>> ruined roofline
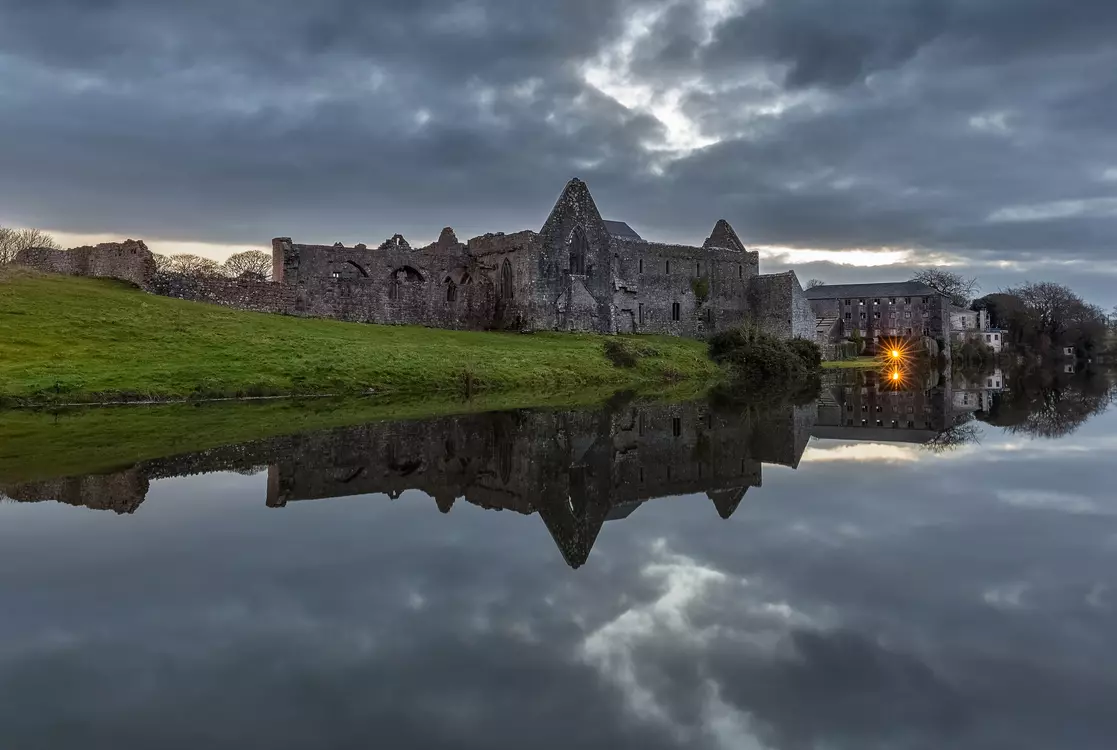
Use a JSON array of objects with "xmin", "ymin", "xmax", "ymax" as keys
[
  {"xmin": 271, "ymin": 227, "xmax": 539, "ymax": 254},
  {"xmin": 612, "ymin": 235, "xmax": 759, "ymax": 260}
]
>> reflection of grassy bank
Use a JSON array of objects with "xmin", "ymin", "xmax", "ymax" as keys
[
  {"xmin": 822, "ymin": 357, "xmax": 878, "ymax": 369},
  {"xmin": 0, "ymin": 382, "xmax": 713, "ymax": 484},
  {"xmin": 0, "ymin": 270, "xmax": 719, "ymax": 406}
]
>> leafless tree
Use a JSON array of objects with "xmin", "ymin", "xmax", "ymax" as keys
[
  {"xmin": 806, "ymin": 278, "xmax": 825, "ymax": 289},
  {"xmin": 910, "ymin": 269, "xmax": 980, "ymax": 308},
  {"xmin": 167, "ymin": 253, "xmax": 222, "ymax": 277},
  {"xmin": 222, "ymin": 250, "xmax": 272, "ymax": 280},
  {"xmin": 923, "ymin": 420, "xmax": 982, "ymax": 454},
  {"xmin": 152, "ymin": 253, "xmax": 174, "ymax": 273},
  {"xmin": 0, "ymin": 226, "xmax": 61, "ymax": 265}
]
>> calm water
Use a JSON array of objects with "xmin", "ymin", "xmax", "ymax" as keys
[{"xmin": 1, "ymin": 370, "xmax": 1115, "ymax": 749}]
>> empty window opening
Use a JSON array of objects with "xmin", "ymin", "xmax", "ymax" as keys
[
  {"xmin": 671, "ymin": 302, "xmax": 681, "ymax": 321},
  {"xmin": 570, "ymin": 227, "xmax": 588, "ymax": 275},
  {"xmin": 500, "ymin": 259, "xmax": 514, "ymax": 300}
]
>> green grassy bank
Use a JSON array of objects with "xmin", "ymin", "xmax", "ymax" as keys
[{"xmin": 0, "ymin": 269, "xmax": 720, "ymax": 405}]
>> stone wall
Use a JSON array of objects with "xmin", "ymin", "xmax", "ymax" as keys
[
  {"xmin": 150, "ymin": 273, "xmax": 298, "ymax": 314},
  {"xmin": 9, "ymin": 179, "xmax": 818, "ymax": 344},
  {"xmin": 747, "ymin": 271, "xmax": 816, "ymax": 340},
  {"xmin": 14, "ymin": 240, "xmax": 156, "ymax": 289}
]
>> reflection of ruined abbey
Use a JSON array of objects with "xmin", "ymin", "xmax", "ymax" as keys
[
  {"xmin": 15, "ymin": 179, "xmax": 816, "ymax": 340},
  {"xmin": 1, "ymin": 401, "xmax": 815, "ymax": 568}
]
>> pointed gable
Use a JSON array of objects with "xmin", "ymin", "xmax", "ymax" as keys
[
  {"xmin": 540, "ymin": 178, "xmax": 607, "ymax": 238},
  {"xmin": 703, "ymin": 219, "xmax": 745, "ymax": 252}
]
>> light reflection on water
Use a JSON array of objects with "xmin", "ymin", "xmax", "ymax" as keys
[{"xmin": 0, "ymin": 369, "xmax": 1115, "ymax": 749}]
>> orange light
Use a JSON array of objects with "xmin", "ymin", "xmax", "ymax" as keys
[
  {"xmin": 891, "ymin": 371, "xmax": 901, "ymax": 381},
  {"xmin": 891, "ymin": 349, "xmax": 901, "ymax": 359}
]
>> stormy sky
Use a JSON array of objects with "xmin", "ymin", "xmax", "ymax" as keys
[{"xmin": 1, "ymin": 0, "xmax": 1115, "ymax": 304}]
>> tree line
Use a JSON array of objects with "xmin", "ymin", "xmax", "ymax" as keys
[
  {"xmin": 153, "ymin": 250, "xmax": 272, "ymax": 280},
  {"xmin": 908, "ymin": 268, "xmax": 1114, "ymax": 356}
]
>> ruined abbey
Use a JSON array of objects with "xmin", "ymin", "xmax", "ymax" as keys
[{"xmin": 15, "ymin": 178, "xmax": 817, "ymax": 341}]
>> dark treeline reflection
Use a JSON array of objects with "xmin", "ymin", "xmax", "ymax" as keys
[{"xmin": 4, "ymin": 367, "xmax": 1113, "ymax": 566}]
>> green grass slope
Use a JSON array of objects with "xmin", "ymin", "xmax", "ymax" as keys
[{"xmin": 0, "ymin": 269, "xmax": 720, "ymax": 404}]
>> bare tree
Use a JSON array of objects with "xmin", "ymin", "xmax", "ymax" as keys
[
  {"xmin": 806, "ymin": 278, "xmax": 826, "ymax": 289},
  {"xmin": 152, "ymin": 253, "xmax": 174, "ymax": 273},
  {"xmin": 167, "ymin": 253, "xmax": 221, "ymax": 277},
  {"xmin": 0, "ymin": 226, "xmax": 61, "ymax": 265},
  {"xmin": 222, "ymin": 250, "xmax": 272, "ymax": 280},
  {"xmin": 910, "ymin": 269, "xmax": 979, "ymax": 308}
]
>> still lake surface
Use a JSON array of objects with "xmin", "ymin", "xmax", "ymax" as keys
[{"xmin": 1, "ymin": 370, "xmax": 1115, "ymax": 749}]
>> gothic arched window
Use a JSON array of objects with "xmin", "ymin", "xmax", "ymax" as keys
[
  {"xmin": 570, "ymin": 227, "xmax": 588, "ymax": 275},
  {"xmin": 500, "ymin": 259, "xmax": 514, "ymax": 299},
  {"xmin": 445, "ymin": 278, "xmax": 457, "ymax": 302}
]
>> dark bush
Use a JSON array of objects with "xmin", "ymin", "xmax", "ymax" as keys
[
  {"xmin": 787, "ymin": 338, "xmax": 822, "ymax": 369},
  {"xmin": 708, "ymin": 327, "xmax": 823, "ymax": 383},
  {"xmin": 604, "ymin": 338, "xmax": 661, "ymax": 368}
]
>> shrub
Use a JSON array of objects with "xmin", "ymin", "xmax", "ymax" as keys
[
  {"xmin": 691, "ymin": 277, "xmax": 710, "ymax": 303},
  {"xmin": 604, "ymin": 338, "xmax": 661, "ymax": 368},
  {"xmin": 786, "ymin": 338, "xmax": 822, "ymax": 369},
  {"xmin": 708, "ymin": 326, "xmax": 822, "ymax": 383}
]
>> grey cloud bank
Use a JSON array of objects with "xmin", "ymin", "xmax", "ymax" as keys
[{"xmin": 1, "ymin": 0, "xmax": 1115, "ymax": 303}]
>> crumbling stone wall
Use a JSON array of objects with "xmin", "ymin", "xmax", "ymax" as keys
[
  {"xmin": 14, "ymin": 240, "xmax": 156, "ymax": 289},
  {"xmin": 150, "ymin": 273, "xmax": 298, "ymax": 314},
  {"xmin": 10, "ymin": 180, "xmax": 816, "ymax": 344},
  {"xmin": 747, "ymin": 271, "xmax": 816, "ymax": 340}
]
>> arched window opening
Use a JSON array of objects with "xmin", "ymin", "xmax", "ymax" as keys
[
  {"xmin": 500, "ymin": 259, "xmax": 514, "ymax": 300},
  {"xmin": 570, "ymin": 227, "xmax": 588, "ymax": 275},
  {"xmin": 445, "ymin": 278, "xmax": 457, "ymax": 302},
  {"xmin": 388, "ymin": 280, "xmax": 399, "ymax": 300}
]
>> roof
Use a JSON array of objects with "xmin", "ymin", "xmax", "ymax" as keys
[
  {"xmin": 603, "ymin": 219, "xmax": 643, "ymax": 241},
  {"xmin": 803, "ymin": 281, "xmax": 942, "ymax": 300}
]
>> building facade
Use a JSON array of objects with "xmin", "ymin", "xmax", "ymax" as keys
[
  {"xmin": 267, "ymin": 178, "xmax": 817, "ymax": 339},
  {"xmin": 805, "ymin": 281, "xmax": 951, "ymax": 354},
  {"xmin": 16, "ymin": 179, "xmax": 816, "ymax": 342},
  {"xmin": 950, "ymin": 305, "xmax": 1005, "ymax": 352}
]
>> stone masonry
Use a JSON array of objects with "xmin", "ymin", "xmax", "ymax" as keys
[{"xmin": 12, "ymin": 180, "xmax": 817, "ymax": 342}]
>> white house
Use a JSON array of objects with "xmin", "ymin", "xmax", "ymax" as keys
[{"xmin": 950, "ymin": 305, "xmax": 1005, "ymax": 353}]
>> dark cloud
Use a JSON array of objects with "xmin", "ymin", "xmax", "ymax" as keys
[{"xmin": 0, "ymin": 0, "xmax": 1115, "ymax": 303}]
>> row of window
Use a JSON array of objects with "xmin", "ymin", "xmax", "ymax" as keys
[
  {"xmin": 846, "ymin": 311, "xmax": 925, "ymax": 320},
  {"xmin": 845, "ymin": 297, "xmax": 930, "ymax": 306}
]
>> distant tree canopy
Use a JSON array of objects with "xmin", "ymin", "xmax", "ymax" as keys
[
  {"xmin": 975, "ymin": 282, "xmax": 1108, "ymax": 354},
  {"xmin": 909, "ymin": 268, "xmax": 979, "ymax": 308},
  {"xmin": 0, "ymin": 226, "xmax": 61, "ymax": 265},
  {"xmin": 165, "ymin": 253, "xmax": 222, "ymax": 277},
  {"xmin": 222, "ymin": 250, "xmax": 272, "ymax": 280},
  {"xmin": 806, "ymin": 278, "xmax": 825, "ymax": 289}
]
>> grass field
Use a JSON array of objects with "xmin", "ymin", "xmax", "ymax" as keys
[{"xmin": 0, "ymin": 269, "xmax": 721, "ymax": 404}]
